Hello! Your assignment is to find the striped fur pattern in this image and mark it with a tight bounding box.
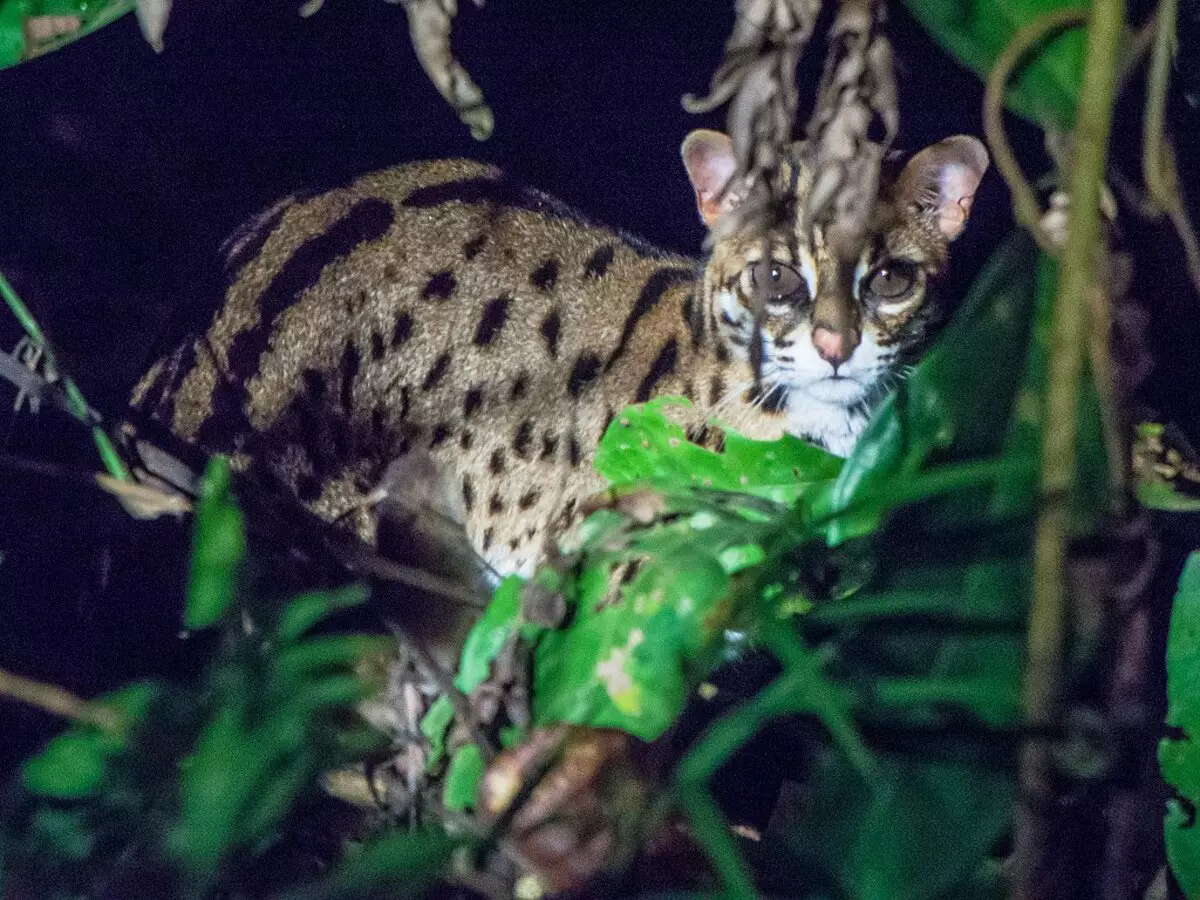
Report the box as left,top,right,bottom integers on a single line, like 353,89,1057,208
130,132,986,575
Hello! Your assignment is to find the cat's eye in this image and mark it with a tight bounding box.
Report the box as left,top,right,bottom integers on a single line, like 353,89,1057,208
748,261,806,303
864,261,918,300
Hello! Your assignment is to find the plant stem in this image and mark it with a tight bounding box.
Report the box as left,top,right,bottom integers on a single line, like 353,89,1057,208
0,667,123,732
1142,0,1200,297
0,270,130,482
1012,1,1126,898
983,9,1087,256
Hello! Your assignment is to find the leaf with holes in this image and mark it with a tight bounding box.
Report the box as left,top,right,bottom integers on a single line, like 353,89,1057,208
595,397,842,505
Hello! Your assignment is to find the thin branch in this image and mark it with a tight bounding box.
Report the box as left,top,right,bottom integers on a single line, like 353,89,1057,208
1012,2,1127,899
0,667,124,732
0,271,131,482
983,9,1087,256
1142,0,1200,297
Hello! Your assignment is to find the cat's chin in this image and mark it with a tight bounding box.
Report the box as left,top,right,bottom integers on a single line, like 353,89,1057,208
795,377,868,406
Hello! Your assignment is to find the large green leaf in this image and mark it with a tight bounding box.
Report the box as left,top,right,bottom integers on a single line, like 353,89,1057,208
811,233,1040,545
774,747,1014,900
902,0,1087,130
1162,553,1200,897
595,396,843,505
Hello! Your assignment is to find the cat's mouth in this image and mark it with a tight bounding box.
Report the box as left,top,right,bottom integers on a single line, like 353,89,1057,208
795,374,869,405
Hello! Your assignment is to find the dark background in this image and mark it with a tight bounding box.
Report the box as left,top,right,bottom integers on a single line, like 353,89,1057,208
0,0,1192,767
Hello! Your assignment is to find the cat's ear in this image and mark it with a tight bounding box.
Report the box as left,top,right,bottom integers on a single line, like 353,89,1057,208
896,135,989,241
682,129,741,228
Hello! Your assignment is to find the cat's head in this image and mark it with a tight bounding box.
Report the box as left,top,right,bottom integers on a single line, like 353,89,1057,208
682,129,988,430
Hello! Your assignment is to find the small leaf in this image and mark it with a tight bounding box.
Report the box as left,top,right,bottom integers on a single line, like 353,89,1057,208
22,730,112,798
443,744,485,812
901,0,1088,130
456,575,523,692
420,695,454,768
186,457,246,629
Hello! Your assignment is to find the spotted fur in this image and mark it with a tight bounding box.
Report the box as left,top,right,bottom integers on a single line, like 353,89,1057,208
130,133,987,574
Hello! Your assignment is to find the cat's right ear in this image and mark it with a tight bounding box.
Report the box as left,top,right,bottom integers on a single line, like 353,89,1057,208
682,130,740,229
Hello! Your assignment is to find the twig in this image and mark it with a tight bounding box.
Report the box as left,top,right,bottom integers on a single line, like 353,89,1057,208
1142,0,1200,297
0,667,124,732
1012,2,1126,899
0,271,131,482
983,9,1087,256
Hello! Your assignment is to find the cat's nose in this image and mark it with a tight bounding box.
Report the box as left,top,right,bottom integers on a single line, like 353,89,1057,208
811,326,855,367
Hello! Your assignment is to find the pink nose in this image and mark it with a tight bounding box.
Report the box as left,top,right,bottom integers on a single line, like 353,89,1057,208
812,326,853,366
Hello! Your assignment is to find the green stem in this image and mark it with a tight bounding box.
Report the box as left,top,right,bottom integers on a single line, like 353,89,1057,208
1013,1,1125,897
0,270,130,481
983,9,1087,256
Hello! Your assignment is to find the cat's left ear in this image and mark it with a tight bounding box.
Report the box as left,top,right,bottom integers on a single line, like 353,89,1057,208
896,135,989,241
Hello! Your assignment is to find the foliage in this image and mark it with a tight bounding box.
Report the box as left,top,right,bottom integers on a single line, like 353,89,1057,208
1,0,1162,895
901,0,1086,130
0,459,462,899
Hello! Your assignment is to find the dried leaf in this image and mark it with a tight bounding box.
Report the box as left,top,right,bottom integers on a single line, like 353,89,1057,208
95,473,192,520
683,0,821,242
401,0,493,140
804,0,897,259
135,0,171,52
23,15,83,48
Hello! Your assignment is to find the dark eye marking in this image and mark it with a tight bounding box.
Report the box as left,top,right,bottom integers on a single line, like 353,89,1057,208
864,260,919,301
748,261,807,304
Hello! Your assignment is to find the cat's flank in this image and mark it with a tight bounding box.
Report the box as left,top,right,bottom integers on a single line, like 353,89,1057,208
130,131,987,575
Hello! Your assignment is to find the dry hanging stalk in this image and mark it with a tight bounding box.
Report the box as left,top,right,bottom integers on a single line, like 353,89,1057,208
684,0,822,242
398,0,494,140
804,0,897,260
685,0,897,256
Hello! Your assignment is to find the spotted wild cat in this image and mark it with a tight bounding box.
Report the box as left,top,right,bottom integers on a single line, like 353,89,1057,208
129,130,988,575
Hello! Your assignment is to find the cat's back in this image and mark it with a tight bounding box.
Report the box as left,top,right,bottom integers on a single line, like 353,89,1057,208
130,158,704,566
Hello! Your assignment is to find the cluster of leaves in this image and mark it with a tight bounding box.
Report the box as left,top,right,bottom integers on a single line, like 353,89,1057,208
0,460,463,899
419,229,1106,896
0,0,1165,896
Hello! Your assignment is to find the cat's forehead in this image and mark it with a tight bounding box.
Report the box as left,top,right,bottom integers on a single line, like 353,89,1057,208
714,151,946,271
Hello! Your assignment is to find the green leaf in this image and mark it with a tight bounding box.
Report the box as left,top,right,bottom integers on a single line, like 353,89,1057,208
420,695,454,769
456,575,523,692
534,516,754,739
21,729,113,798
595,397,842,503
1162,553,1200,897
277,829,463,900
186,457,246,630
901,0,1088,130
443,744,485,812
811,233,1041,544
1138,481,1200,513
774,748,1013,900
20,681,162,799
275,584,370,643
